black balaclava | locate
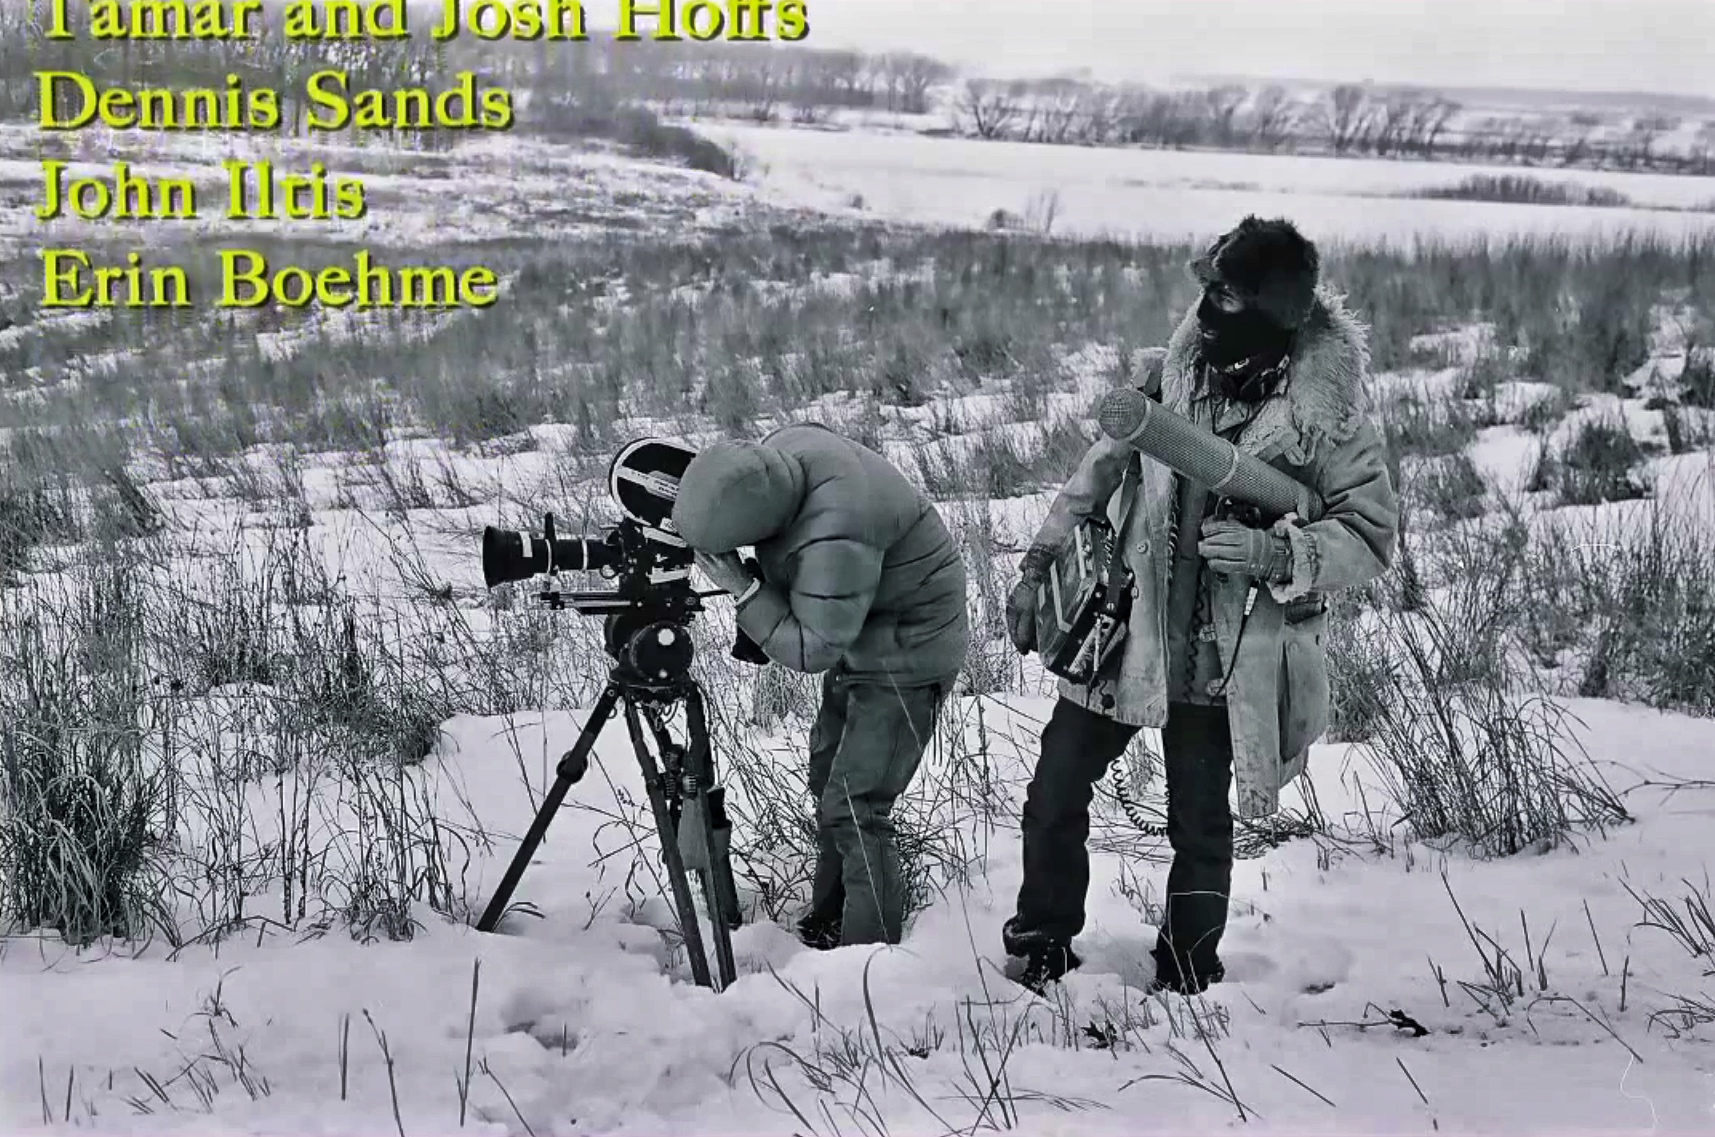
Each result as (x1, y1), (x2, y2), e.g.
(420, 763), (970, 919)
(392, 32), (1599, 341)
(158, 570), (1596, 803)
(1196, 291), (1294, 402)
(1186, 216), (1321, 405)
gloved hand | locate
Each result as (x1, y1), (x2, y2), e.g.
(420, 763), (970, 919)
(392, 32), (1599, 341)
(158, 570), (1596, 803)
(1006, 579), (1037, 654)
(695, 550), (755, 598)
(1006, 546), (1056, 655)
(1198, 519), (1291, 581)
(731, 627), (770, 665)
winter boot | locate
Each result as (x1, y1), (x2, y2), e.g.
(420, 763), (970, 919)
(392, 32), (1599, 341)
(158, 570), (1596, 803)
(796, 912), (842, 951)
(1145, 952), (1225, 997)
(1015, 945), (1083, 993)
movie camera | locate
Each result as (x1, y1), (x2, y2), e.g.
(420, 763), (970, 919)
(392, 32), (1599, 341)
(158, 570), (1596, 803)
(473, 439), (745, 992)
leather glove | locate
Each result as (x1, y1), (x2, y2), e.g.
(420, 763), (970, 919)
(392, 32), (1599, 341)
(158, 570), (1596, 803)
(731, 627), (769, 665)
(1006, 579), (1037, 655)
(694, 550), (756, 599)
(1006, 546), (1056, 655)
(1198, 519), (1292, 581)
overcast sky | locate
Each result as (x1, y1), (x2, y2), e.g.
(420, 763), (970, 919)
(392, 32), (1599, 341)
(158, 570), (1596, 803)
(797, 0), (1713, 99)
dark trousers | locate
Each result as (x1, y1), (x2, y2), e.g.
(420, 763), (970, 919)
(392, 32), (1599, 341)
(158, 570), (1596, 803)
(1005, 698), (1235, 985)
(800, 668), (947, 946)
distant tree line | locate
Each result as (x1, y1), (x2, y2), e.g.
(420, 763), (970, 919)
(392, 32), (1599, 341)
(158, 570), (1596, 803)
(602, 41), (1713, 176)
(489, 37), (1713, 176)
(1, 6), (1708, 177)
(941, 74), (1708, 176)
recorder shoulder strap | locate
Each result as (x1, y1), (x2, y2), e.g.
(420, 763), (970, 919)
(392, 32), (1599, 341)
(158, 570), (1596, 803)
(1114, 451), (1141, 528)
(1100, 454), (1141, 610)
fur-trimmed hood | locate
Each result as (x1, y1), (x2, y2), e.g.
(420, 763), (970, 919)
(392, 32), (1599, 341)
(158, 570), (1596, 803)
(1157, 286), (1375, 467)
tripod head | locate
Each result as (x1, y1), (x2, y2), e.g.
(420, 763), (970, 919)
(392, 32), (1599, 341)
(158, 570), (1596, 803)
(600, 603), (703, 700)
(553, 522), (706, 699)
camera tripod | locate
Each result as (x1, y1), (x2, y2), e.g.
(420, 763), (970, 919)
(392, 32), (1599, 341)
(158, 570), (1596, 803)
(475, 659), (744, 992)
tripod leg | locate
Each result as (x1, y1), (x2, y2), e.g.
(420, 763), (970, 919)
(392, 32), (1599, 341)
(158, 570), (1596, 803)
(642, 707), (743, 938)
(684, 685), (740, 988)
(476, 684), (618, 933)
(681, 687), (743, 933)
(622, 699), (716, 990)
(701, 788), (743, 932)
(648, 728), (738, 988)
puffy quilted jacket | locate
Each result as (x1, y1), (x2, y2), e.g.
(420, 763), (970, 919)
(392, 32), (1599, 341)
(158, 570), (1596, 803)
(672, 423), (969, 687)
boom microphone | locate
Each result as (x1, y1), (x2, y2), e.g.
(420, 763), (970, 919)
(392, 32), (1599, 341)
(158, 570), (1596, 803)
(1096, 386), (1325, 523)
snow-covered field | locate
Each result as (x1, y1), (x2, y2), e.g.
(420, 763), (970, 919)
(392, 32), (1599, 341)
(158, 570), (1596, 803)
(4, 120), (1715, 1137)
(8, 694), (1715, 1136)
(702, 121), (1715, 246)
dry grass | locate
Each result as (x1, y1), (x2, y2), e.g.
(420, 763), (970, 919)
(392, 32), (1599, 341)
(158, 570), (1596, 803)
(1, 208), (1710, 1040)
(3, 25), (1714, 1133)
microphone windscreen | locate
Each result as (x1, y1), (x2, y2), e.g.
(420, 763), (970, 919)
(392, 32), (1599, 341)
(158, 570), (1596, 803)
(1097, 387), (1152, 443)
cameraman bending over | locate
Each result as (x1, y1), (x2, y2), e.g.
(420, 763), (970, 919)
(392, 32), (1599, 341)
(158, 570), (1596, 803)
(673, 423), (970, 949)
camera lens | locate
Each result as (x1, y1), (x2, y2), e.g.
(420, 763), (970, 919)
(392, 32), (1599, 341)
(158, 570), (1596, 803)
(482, 526), (548, 588)
(482, 526), (624, 589)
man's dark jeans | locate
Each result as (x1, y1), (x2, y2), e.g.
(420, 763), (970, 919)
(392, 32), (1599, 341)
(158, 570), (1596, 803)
(1005, 698), (1235, 988)
(799, 667), (948, 946)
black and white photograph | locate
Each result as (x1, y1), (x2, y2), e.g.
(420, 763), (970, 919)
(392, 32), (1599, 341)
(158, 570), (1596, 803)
(3, 0), (1714, 1132)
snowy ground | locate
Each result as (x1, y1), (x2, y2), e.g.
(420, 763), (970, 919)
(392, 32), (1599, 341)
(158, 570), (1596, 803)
(700, 121), (1715, 246)
(5, 385), (1715, 1136)
(6, 693), (1715, 1136)
(4, 124), (1715, 1137)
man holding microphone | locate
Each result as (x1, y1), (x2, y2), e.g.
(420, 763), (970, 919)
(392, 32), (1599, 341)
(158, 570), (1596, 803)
(1001, 217), (1399, 995)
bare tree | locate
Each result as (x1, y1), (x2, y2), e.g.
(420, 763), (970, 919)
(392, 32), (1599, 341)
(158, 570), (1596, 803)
(1323, 84), (1372, 154)
(1202, 84), (1248, 147)
(861, 55), (892, 107)
(881, 52), (952, 115)
(1623, 114), (1678, 169)
(1370, 92), (1422, 157)
(1075, 86), (1122, 145)
(1028, 77), (1086, 143)
(1692, 120), (1715, 175)
(1559, 111), (1602, 167)
(1247, 85), (1299, 151)
(1519, 119), (1557, 164)
(786, 54), (836, 122)
(738, 49), (785, 122)
(1113, 89), (1204, 148)
(1418, 98), (1460, 157)
(957, 78), (1023, 139)
(818, 49), (869, 105)
(1485, 117), (1535, 163)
